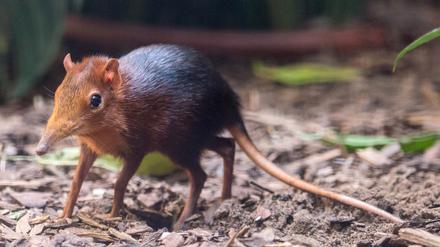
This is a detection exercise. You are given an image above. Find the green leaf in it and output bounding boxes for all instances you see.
[1,0,65,99]
[36,147,178,177]
[323,134,395,152]
[393,27,440,72]
[8,211,26,220]
[253,61,359,86]
[319,132,440,153]
[137,152,176,177]
[399,133,440,153]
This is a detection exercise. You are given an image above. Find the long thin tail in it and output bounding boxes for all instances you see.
[228,124,404,224]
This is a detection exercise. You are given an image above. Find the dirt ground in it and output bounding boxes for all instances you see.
[2,47,440,247]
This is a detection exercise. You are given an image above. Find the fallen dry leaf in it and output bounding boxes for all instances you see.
[15,213,31,235]
[0,223,23,240]
[29,223,45,236]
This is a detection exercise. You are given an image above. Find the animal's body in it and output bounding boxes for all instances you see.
[36,44,403,229]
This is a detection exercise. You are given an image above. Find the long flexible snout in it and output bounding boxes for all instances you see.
[36,119,76,156]
[35,130,58,156]
[35,135,51,156]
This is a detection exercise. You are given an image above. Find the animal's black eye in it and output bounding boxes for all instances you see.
[90,94,102,108]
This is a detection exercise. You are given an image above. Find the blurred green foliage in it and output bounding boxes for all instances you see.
[253,61,359,86]
[0,0,365,101]
[74,0,365,30]
[0,0,65,100]
[320,132,440,153]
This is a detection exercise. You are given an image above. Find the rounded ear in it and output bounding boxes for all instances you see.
[103,58,120,85]
[63,53,74,72]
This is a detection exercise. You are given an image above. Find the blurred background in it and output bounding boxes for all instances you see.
[1,0,439,102]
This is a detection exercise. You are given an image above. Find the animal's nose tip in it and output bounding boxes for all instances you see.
[35,143,49,156]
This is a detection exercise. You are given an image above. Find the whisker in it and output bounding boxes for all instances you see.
[43,86,55,98]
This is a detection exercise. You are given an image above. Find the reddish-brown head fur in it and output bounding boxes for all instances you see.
[36,53,125,155]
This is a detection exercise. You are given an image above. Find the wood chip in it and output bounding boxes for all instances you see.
[0,223,23,240]
[9,191,51,208]
[0,178,54,189]
[48,218,78,229]
[29,215,49,225]
[0,214,17,227]
[399,228,440,247]
[224,226,250,247]
[62,227,113,242]
[108,227,138,244]
[77,214,108,230]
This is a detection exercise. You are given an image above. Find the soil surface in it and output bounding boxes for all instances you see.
[2,48,440,246]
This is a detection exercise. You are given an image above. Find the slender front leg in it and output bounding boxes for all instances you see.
[109,156,142,217]
[62,144,97,218]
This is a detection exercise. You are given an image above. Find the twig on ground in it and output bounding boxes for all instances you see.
[250,180,275,194]
[77,214,108,230]
[0,178,55,189]
[224,225,250,247]
[399,228,440,247]
[108,227,138,244]
[301,149,342,166]
[77,214,138,244]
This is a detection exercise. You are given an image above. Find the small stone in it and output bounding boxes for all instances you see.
[254,205,271,221]
[137,192,161,208]
[92,188,106,198]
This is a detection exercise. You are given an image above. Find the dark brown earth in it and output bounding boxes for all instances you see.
[2,47,440,246]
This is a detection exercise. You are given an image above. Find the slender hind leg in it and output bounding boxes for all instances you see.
[206,137,235,200]
[174,162,207,230]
